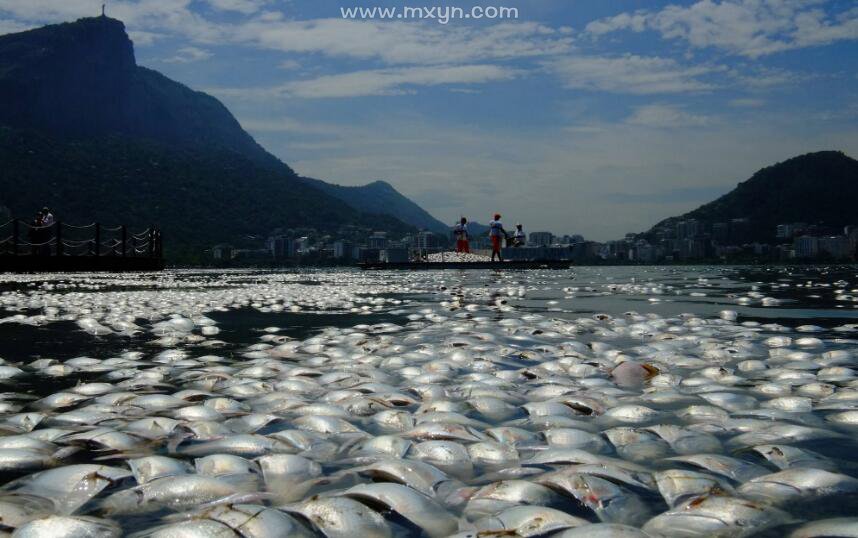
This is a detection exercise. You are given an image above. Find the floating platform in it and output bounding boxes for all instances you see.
[359,260,573,270]
[0,256,165,273]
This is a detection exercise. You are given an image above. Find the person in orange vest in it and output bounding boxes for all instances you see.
[489,213,506,262]
[453,217,470,253]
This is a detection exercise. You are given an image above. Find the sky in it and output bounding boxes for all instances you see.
[1,0,857,240]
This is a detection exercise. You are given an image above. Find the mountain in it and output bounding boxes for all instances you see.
[0,17,280,170]
[647,151,858,241]
[0,17,443,260]
[300,178,449,234]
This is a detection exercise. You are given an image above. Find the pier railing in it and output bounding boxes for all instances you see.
[0,219,162,259]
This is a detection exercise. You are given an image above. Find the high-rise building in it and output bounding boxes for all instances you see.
[368,232,388,250]
[794,235,819,258]
[730,218,751,243]
[295,237,310,254]
[267,236,296,259]
[333,240,354,259]
[212,244,233,260]
[820,236,850,259]
[676,219,700,240]
[712,223,729,244]
[846,226,858,259]
[416,231,439,250]
[529,232,553,247]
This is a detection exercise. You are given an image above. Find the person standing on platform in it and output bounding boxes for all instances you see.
[40,207,55,256]
[489,213,506,262]
[453,217,470,253]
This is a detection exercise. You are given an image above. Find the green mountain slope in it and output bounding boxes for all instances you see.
[300,178,449,234]
[648,151,858,241]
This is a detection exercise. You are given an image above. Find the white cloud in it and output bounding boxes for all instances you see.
[163,46,212,63]
[203,0,268,15]
[277,59,301,70]
[585,11,648,36]
[229,19,573,65]
[0,18,31,35]
[0,0,224,43]
[586,0,858,58]
[548,54,717,94]
[729,98,766,107]
[626,104,711,128]
[240,117,341,135]
[291,65,516,98]
[212,64,518,99]
[128,30,163,46]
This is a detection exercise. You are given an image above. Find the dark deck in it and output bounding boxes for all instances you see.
[0,256,165,272]
[1,219,163,273]
[359,260,573,270]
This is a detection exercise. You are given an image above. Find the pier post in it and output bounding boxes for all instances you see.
[94,223,100,257]
[12,219,18,256]
[121,225,127,257]
[55,222,62,256]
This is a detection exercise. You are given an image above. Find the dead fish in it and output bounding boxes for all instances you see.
[643,493,790,537]
[612,361,660,387]
[748,445,836,471]
[0,494,55,529]
[474,505,589,537]
[101,474,256,514]
[127,519,238,537]
[128,456,191,484]
[554,524,651,537]
[4,464,131,514]
[738,468,858,503]
[654,469,735,507]
[195,503,314,538]
[789,517,858,538]
[464,479,564,518]
[353,458,451,497]
[537,469,652,526]
[342,483,458,537]
[11,515,121,538]
[666,454,770,483]
[283,496,391,538]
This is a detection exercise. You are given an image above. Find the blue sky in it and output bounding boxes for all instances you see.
[1,0,857,239]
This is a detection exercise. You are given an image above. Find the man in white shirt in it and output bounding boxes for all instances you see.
[41,207,54,227]
[513,223,526,247]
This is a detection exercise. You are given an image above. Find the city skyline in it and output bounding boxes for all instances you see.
[1,0,857,240]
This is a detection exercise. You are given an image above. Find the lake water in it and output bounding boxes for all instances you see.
[0,266,857,536]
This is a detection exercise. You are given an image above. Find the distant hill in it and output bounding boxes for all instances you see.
[647,151,858,241]
[300,178,449,234]
[0,17,443,259]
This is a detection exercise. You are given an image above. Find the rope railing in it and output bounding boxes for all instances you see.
[0,219,162,259]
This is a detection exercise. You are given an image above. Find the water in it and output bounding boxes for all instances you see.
[0,265,857,536]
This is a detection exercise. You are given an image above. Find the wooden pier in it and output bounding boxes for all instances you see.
[0,219,164,272]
